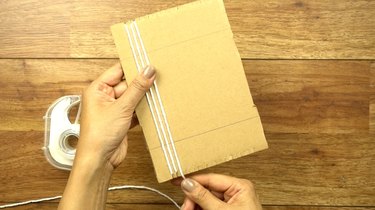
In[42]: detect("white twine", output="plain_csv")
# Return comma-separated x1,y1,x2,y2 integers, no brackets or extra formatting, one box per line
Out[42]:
129,22,178,173
124,21,185,179
0,196,62,209
133,22,185,179
0,185,180,209
125,24,174,175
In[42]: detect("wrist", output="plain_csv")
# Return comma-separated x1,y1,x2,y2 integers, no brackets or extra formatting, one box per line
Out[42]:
75,134,114,170
71,140,114,188
59,147,114,210
73,150,114,177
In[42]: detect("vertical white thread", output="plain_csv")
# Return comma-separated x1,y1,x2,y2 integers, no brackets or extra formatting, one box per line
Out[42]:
125,24,173,175
130,22,178,174
124,25,141,71
133,21,185,179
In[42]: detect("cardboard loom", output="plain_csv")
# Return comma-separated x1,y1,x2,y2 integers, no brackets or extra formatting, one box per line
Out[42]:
111,0,268,183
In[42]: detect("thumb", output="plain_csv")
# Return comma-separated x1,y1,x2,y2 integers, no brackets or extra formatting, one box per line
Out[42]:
118,65,156,111
181,178,223,210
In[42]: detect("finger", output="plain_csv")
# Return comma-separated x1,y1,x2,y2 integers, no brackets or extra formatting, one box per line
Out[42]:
171,177,184,186
93,81,116,99
188,173,243,193
114,80,128,98
181,197,195,210
192,173,257,202
211,190,225,200
97,63,124,86
181,178,223,210
171,172,200,186
117,65,156,112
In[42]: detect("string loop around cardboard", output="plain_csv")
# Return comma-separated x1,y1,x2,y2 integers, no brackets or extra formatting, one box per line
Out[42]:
124,21,185,179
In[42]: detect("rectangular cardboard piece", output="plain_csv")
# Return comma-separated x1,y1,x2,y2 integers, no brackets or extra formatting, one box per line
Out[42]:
111,0,268,183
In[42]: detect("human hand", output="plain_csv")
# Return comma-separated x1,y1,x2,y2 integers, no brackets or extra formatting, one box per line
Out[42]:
77,63,156,169
172,173,262,210
59,63,155,210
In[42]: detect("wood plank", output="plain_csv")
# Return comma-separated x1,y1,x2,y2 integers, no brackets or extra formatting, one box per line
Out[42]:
0,59,373,206
0,203,178,210
246,60,370,134
1,0,374,58
263,207,375,210
228,0,375,59
0,131,373,206
370,62,375,134
0,59,370,133
0,0,70,58
1,203,374,210
0,59,113,131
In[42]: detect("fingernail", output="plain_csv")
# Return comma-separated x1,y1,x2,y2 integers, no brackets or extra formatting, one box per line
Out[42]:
181,178,195,192
180,203,185,210
143,65,155,79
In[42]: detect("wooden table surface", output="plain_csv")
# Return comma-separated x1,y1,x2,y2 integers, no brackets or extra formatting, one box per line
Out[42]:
0,0,374,209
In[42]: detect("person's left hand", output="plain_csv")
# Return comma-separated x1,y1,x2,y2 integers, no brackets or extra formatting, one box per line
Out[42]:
76,63,156,169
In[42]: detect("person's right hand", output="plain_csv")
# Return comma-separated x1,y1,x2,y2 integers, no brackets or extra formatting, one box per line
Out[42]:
172,173,262,210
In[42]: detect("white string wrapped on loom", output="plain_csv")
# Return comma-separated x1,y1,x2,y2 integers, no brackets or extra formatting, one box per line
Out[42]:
0,185,180,209
133,21,185,179
124,24,175,175
124,20,185,179
129,23,178,173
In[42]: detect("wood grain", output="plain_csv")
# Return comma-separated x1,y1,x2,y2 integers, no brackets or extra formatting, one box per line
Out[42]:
262,207,375,210
246,60,371,134
370,62,375,134
1,59,373,206
0,203,178,210
0,131,374,206
0,0,70,58
1,203,374,210
1,0,374,208
0,59,370,134
1,0,374,59
0,59,112,131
